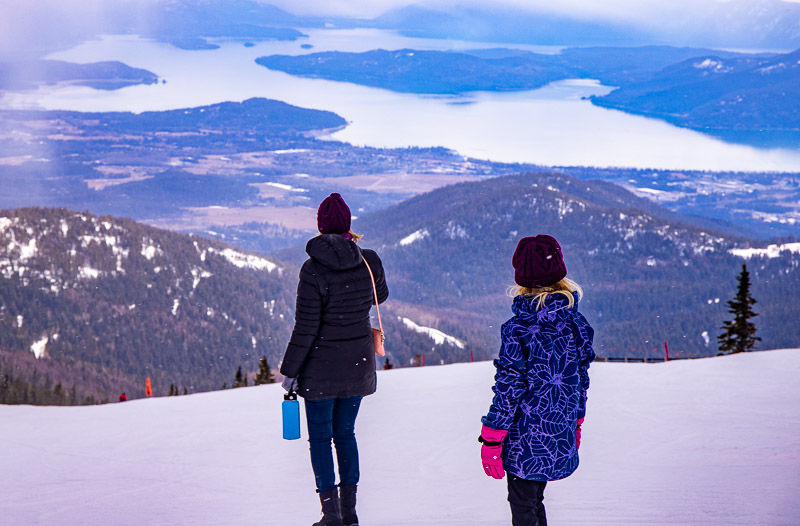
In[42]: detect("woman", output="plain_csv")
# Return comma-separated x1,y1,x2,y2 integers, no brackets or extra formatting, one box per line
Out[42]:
281,193,388,526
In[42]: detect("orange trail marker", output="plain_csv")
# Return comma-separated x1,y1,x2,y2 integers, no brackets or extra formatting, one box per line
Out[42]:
146,377,152,397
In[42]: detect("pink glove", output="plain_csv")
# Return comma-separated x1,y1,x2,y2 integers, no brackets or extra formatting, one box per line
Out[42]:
479,426,508,479
576,417,585,450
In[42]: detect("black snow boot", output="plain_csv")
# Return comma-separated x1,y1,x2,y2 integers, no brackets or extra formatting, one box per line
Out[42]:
313,489,343,526
339,485,359,526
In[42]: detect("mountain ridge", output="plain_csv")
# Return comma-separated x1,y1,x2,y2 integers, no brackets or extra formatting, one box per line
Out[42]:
0,207,469,402
347,171,800,357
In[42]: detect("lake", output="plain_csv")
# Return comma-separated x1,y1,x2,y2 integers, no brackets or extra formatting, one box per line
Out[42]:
2,28,799,172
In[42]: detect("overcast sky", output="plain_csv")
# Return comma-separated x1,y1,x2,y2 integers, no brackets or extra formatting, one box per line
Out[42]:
1,0,798,59
264,0,800,20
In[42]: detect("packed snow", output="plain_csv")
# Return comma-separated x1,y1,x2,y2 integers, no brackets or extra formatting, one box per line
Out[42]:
29,335,48,359
1,349,799,525
693,59,730,73
0,217,13,232
401,316,465,349
191,267,212,289
273,149,310,154
729,242,800,259
141,241,159,260
78,266,100,280
265,182,308,192
213,247,278,273
399,229,429,246
17,238,37,260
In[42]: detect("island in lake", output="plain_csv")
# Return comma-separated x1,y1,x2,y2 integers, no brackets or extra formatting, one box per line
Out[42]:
256,46,800,148
0,60,159,91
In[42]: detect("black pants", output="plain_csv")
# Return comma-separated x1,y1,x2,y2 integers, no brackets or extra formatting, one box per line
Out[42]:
507,474,547,526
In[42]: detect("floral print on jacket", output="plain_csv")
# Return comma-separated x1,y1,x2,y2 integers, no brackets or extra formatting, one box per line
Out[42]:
482,292,595,481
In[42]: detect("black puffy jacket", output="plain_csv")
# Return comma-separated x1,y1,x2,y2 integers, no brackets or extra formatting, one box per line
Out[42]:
280,234,388,400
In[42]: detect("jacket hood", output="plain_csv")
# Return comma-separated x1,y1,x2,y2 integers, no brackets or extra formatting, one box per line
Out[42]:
512,291,579,324
306,234,363,270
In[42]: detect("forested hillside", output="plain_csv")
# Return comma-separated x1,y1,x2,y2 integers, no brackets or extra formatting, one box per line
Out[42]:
0,60,159,91
349,172,800,358
592,48,800,146
0,207,296,400
3,183,799,404
0,208,466,403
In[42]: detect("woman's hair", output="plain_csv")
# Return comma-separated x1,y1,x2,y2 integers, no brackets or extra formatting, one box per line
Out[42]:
507,277,583,310
317,230,363,243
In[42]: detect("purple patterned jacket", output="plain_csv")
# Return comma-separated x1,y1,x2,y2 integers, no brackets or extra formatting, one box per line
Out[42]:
482,292,595,481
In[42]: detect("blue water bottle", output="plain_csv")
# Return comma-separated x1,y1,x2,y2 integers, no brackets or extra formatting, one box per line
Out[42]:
282,391,301,440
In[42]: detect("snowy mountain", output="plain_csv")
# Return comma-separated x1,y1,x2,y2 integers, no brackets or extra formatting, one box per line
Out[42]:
347,172,800,358
2,348,798,525
0,207,296,400
0,207,467,403
4,175,799,404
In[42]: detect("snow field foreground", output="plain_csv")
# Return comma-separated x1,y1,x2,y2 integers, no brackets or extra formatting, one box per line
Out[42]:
2,349,799,525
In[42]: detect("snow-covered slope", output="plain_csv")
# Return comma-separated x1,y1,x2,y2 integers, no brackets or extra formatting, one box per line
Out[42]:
2,350,799,525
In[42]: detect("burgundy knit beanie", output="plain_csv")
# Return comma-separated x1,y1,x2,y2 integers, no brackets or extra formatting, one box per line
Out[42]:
317,193,351,235
512,235,567,288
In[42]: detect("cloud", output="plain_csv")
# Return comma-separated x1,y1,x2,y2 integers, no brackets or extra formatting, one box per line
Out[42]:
263,0,800,23
2,0,798,60
0,0,158,60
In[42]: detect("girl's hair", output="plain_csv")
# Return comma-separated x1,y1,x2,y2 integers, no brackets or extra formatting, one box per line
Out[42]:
316,230,363,243
507,277,583,310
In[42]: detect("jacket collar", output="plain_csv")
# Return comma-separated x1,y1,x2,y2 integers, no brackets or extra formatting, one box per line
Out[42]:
512,292,578,323
306,234,363,270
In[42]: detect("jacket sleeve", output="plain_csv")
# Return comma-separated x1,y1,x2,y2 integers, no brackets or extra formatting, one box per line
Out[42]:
482,321,528,431
280,261,322,378
368,250,389,305
576,315,596,420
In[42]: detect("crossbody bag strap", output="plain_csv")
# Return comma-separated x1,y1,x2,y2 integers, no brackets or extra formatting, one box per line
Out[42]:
362,256,384,341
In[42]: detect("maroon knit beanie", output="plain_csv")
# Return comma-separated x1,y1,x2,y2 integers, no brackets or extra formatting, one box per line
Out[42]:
512,235,567,288
317,193,351,235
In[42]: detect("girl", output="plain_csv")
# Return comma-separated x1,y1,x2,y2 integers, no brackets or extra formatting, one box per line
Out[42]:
281,193,389,526
480,234,595,526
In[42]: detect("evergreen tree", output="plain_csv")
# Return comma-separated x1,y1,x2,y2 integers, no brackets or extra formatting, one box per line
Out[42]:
718,264,761,354
254,356,275,385
234,366,244,388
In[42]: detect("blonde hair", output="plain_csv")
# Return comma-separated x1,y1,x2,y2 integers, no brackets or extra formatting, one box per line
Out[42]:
317,230,363,243
349,230,363,243
507,277,583,311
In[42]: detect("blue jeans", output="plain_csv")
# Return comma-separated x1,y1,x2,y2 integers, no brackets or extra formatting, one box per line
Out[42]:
304,396,362,493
